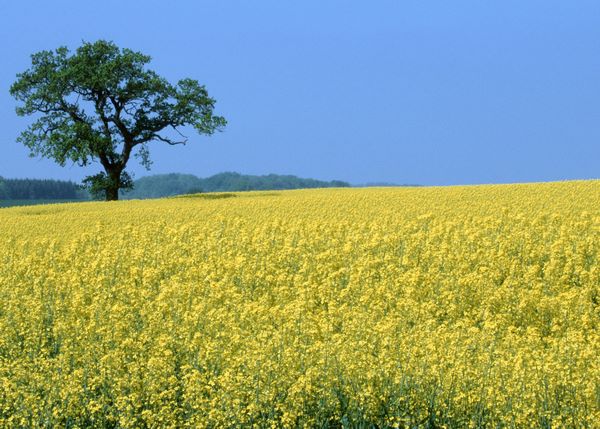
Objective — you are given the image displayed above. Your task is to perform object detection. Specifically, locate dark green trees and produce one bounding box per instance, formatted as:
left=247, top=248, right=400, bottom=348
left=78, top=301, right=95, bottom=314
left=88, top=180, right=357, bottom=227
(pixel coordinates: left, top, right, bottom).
left=0, top=178, right=7, bottom=200
left=10, top=40, right=226, bottom=200
left=0, top=177, right=86, bottom=200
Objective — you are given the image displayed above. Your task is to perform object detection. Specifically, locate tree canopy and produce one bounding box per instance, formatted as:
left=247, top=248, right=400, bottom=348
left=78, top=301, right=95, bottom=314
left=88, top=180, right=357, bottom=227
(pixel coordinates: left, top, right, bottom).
left=10, top=40, right=226, bottom=200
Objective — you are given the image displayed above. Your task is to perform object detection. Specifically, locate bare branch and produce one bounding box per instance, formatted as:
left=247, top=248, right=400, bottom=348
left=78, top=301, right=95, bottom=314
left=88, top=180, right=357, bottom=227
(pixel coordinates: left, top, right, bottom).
left=154, top=134, right=187, bottom=145
left=172, top=126, right=188, bottom=140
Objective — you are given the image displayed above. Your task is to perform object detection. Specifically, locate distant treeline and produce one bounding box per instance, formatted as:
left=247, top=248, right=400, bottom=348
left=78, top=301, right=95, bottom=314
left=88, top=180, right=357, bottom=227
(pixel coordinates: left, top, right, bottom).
left=0, top=172, right=351, bottom=202
left=354, top=182, right=422, bottom=188
left=0, top=177, right=87, bottom=200
left=122, top=172, right=350, bottom=199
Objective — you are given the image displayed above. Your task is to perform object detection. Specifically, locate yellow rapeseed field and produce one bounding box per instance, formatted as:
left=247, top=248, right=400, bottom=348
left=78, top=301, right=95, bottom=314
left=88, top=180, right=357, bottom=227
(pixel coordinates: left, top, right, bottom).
left=0, top=181, right=599, bottom=428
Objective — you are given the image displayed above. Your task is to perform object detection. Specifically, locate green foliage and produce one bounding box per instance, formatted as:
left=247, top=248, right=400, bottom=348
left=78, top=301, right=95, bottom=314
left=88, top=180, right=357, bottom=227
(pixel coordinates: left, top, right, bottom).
left=199, top=172, right=350, bottom=192
left=82, top=171, right=133, bottom=200
left=121, top=173, right=202, bottom=199
left=10, top=40, right=225, bottom=200
left=121, top=172, right=351, bottom=199
left=0, top=177, right=87, bottom=200
left=0, top=177, right=7, bottom=200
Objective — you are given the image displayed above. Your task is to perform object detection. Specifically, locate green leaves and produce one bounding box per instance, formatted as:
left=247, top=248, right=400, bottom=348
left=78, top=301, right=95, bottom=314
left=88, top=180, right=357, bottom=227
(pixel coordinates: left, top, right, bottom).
left=10, top=40, right=226, bottom=200
left=82, top=171, right=134, bottom=200
left=175, top=78, right=227, bottom=135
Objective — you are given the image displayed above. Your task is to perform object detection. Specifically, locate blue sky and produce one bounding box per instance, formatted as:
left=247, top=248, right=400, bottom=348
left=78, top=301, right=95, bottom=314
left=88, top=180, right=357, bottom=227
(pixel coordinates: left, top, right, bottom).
left=1, top=1, right=599, bottom=185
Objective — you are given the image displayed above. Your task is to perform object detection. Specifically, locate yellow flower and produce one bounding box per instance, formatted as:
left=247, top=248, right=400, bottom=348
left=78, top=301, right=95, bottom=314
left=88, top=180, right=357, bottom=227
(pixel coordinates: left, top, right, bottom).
left=0, top=182, right=598, bottom=427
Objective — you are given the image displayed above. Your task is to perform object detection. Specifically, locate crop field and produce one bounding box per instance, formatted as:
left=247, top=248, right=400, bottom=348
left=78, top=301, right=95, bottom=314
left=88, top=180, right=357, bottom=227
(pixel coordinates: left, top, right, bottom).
left=0, top=181, right=599, bottom=428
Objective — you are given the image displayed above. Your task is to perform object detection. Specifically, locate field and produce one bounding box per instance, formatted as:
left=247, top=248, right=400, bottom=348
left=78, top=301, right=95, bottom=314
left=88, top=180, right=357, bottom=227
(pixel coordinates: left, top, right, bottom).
left=0, top=181, right=599, bottom=428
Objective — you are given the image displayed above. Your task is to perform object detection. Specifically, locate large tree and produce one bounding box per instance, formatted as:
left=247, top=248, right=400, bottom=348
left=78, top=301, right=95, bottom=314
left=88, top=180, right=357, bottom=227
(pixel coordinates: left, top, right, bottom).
left=10, top=40, right=226, bottom=200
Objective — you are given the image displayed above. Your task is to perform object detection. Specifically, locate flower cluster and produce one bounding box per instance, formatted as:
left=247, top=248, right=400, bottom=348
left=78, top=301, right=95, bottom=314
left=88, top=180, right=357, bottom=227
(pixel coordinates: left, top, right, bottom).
left=0, top=182, right=598, bottom=427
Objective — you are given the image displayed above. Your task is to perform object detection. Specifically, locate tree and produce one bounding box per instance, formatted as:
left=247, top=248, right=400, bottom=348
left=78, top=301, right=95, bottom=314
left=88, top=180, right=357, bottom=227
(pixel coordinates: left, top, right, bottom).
left=10, top=40, right=226, bottom=200
left=0, top=177, right=7, bottom=200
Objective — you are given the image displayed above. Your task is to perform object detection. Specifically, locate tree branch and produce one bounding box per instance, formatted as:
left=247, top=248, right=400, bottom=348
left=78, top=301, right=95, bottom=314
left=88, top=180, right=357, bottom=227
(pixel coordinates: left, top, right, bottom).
left=153, top=134, right=187, bottom=145
left=108, top=95, right=133, bottom=143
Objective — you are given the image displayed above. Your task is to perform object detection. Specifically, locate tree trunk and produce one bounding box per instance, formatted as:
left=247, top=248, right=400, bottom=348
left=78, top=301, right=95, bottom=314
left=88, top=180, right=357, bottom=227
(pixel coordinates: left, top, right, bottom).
left=105, top=186, right=119, bottom=201
left=105, top=168, right=121, bottom=201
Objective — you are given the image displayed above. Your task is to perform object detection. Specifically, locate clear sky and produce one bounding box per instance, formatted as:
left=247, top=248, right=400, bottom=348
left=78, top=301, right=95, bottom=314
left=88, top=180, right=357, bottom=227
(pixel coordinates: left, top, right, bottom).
left=1, top=1, right=598, bottom=186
